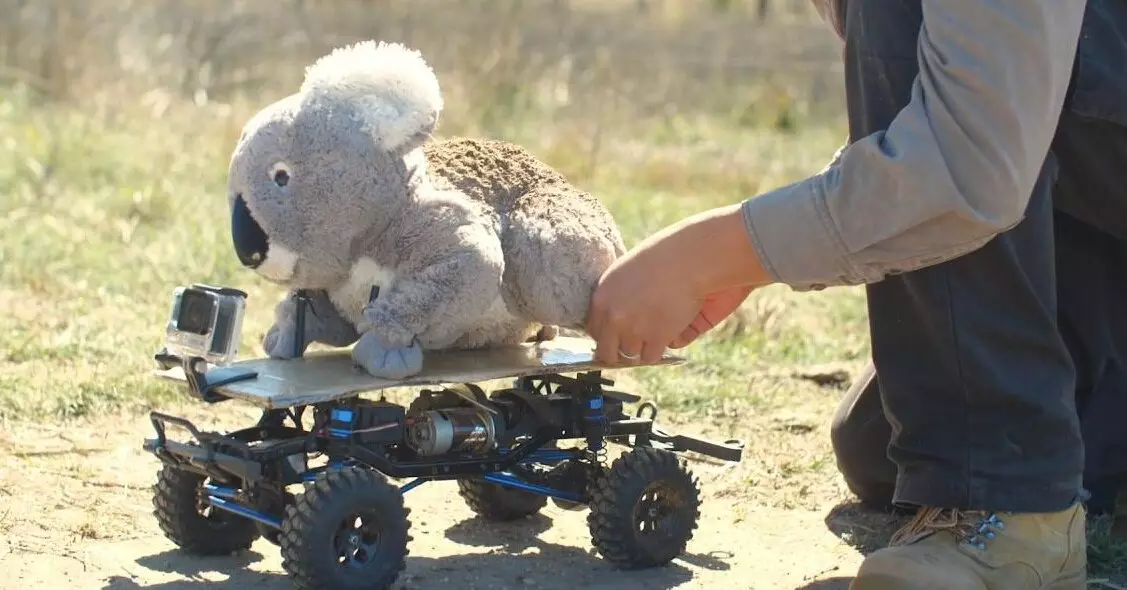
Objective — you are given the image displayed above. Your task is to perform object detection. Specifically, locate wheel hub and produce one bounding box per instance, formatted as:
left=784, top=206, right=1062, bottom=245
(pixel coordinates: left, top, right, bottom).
left=334, top=514, right=383, bottom=569
left=633, top=481, right=686, bottom=538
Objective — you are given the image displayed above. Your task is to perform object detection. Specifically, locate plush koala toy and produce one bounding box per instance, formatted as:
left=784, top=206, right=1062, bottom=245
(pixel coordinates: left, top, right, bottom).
left=226, top=40, right=626, bottom=379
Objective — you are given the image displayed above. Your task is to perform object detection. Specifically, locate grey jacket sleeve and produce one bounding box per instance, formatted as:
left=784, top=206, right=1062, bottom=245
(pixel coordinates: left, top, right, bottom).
left=742, top=0, right=1087, bottom=291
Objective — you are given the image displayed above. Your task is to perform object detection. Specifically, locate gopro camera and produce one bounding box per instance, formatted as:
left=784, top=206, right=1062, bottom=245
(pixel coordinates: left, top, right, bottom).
left=165, top=284, right=248, bottom=365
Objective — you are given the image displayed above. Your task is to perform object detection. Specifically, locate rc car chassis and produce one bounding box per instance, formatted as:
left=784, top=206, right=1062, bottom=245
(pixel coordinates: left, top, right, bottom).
left=143, top=291, right=745, bottom=590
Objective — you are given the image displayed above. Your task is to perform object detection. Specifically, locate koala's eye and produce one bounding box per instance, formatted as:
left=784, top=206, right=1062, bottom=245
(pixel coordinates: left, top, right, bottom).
left=270, top=162, right=291, bottom=188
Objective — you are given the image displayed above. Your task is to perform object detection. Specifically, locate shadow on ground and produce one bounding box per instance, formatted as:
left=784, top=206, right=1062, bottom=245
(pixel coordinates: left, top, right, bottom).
left=785, top=499, right=908, bottom=589
left=100, top=513, right=734, bottom=590
left=794, top=578, right=854, bottom=590
left=443, top=512, right=733, bottom=572
left=101, top=549, right=279, bottom=590
left=822, top=500, right=906, bottom=556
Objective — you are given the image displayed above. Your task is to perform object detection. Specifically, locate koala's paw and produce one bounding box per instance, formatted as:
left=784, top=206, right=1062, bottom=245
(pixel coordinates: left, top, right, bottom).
left=536, top=324, right=559, bottom=342
left=263, top=321, right=304, bottom=359
left=352, top=331, right=424, bottom=380
left=525, top=324, right=559, bottom=343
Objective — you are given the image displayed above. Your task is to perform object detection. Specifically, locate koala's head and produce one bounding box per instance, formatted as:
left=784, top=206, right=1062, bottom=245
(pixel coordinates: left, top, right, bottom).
left=227, top=40, right=442, bottom=288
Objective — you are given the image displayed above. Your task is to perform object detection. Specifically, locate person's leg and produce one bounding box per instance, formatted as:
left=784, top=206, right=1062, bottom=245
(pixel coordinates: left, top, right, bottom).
left=847, top=0, right=1083, bottom=512
left=831, top=210, right=1127, bottom=518
left=842, top=1, right=1087, bottom=587
left=829, top=363, right=897, bottom=510
left=1055, top=209, right=1127, bottom=515
left=829, top=112, right=1127, bottom=525
left=1052, top=109, right=1127, bottom=516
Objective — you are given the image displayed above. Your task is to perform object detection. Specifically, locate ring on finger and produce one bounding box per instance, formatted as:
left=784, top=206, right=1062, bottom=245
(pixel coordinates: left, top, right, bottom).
left=618, top=349, right=640, bottom=360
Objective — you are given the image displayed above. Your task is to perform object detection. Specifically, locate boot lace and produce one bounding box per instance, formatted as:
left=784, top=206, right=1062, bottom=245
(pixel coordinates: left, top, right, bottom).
left=889, top=507, right=1006, bottom=550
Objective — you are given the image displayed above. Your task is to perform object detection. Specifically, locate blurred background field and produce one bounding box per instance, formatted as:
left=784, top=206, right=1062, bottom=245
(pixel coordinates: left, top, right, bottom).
left=7, top=2, right=1127, bottom=583
left=0, top=0, right=865, bottom=512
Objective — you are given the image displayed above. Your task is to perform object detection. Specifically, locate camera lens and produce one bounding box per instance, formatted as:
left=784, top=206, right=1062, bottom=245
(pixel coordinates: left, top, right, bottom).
left=178, top=289, right=215, bottom=335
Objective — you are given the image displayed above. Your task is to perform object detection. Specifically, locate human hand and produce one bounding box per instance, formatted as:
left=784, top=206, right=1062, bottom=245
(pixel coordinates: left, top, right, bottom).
left=586, top=245, right=707, bottom=366
left=669, top=285, right=754, bottom=349
left=586, top=204, right=772, bottom=365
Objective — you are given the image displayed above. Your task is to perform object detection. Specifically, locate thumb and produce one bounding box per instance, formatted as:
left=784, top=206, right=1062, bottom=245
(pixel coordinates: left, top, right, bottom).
left=669, top=323, right=703, bottom=349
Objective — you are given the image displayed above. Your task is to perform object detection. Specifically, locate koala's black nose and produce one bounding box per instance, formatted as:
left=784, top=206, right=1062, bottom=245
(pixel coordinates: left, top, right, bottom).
left=231, top=194, right=269, bottom=269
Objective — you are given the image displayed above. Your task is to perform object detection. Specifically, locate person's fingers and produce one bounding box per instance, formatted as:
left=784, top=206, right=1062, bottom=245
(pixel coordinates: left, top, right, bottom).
left=586, top=280, right=612, bottom=358
left=585, top=296, right=605, bottom=338
left=692, top=309, right=720, bottom=334
left=669, top=324, right=701, bottom=349
left=593, top=325, right=621, bottom=366
left=699, top=286, right=753, bottom=327
left=617, top=332, right=644, bottom=364
left=640, top=341, right=665, bottom=364
left=667, top=292, right=739, bottom=349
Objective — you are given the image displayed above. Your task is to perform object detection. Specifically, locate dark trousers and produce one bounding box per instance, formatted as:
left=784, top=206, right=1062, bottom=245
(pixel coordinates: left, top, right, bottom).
left=832, top=0, right=1127, bottom=513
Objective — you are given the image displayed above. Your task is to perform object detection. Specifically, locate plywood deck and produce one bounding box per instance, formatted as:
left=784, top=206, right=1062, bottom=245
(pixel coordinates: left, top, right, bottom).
left=153, top=336, right=683, bottom=409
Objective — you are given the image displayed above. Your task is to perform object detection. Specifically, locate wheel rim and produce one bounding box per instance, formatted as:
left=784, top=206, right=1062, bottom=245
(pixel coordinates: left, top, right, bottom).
left=631, top=480, right=688, bottom=541
left=333, top=512, right=383, bottom=569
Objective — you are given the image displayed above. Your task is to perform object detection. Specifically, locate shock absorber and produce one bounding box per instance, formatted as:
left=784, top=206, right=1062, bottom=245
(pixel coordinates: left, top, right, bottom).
left=580, top=372, right=609, bottom=464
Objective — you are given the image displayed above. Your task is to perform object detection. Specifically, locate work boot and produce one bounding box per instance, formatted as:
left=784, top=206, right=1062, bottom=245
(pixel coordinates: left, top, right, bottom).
left=849, top=502, right=1088, bottom=589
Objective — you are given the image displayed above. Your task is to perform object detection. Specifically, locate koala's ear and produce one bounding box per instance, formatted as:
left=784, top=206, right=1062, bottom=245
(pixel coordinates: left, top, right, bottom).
left=300, top=40, right=442, bottom=154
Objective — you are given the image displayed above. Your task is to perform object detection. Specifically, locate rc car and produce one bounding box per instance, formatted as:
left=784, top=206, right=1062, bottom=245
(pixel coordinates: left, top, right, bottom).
left=142, top=284, right=745, bottom=590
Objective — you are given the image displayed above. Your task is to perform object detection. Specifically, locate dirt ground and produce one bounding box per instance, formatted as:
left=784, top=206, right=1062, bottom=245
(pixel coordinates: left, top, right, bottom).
left=0, top=403, right=875, bottom=590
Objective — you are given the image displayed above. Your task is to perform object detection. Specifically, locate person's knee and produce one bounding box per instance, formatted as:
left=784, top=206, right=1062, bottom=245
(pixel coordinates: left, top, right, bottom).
left=831, top=432, right=896, bottom=509
left=831, top=364, right=898, bottom=509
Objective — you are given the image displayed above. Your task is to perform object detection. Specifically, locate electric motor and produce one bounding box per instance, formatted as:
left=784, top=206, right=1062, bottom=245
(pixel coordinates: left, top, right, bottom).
left=406, top=407, right=497, bottom=456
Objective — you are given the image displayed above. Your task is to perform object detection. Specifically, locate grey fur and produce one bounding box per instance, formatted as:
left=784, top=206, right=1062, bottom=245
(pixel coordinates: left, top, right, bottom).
left=227, top=43, right=625, bottom=378
left=262, top=290, right=360, bottom=358
left=351, top=330, right=425, bottom=380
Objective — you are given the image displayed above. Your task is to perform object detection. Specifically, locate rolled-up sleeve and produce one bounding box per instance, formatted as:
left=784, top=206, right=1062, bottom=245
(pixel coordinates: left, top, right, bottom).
left=743, top=0, right=1087, bottom=291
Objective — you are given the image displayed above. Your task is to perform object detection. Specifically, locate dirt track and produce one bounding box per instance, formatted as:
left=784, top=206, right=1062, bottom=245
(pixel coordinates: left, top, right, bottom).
left=0, top=404, right=865, bottom=590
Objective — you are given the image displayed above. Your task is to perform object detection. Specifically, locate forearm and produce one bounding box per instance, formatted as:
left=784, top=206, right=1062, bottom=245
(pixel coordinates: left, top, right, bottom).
left=743, top=0, right=1085, bottom=291
left=648, top=204, right=771, bottom=295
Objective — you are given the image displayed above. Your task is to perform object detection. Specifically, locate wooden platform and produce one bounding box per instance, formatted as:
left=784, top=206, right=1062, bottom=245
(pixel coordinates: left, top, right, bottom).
left=153, top=336, right=684, bottom=409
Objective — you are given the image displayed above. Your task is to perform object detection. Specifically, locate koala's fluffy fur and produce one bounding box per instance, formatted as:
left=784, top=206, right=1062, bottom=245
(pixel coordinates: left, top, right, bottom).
left=226, top=40, right=625, bottom=379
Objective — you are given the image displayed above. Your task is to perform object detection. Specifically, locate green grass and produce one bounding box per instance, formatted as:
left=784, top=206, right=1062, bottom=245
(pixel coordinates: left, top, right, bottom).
left=0, top=83, right=861, bottom=424
left=2, top=81, right=1125, bottom=585
left=0, top=80, right=868, bottom=514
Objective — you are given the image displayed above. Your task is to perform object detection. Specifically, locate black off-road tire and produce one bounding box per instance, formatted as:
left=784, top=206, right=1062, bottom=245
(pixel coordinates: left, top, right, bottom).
left=549, top=461, right=607, bottom=512
left=279, top=468, right=411, bottom=590
left=587, top=447, right=702, bottom=569
left=551, top=495, right=589, bottom=511
left=457, top=477, right=549, bottom=521
left=152, top=465, right=260, bottom=555
left=255, top=488, right=296, bottom=547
